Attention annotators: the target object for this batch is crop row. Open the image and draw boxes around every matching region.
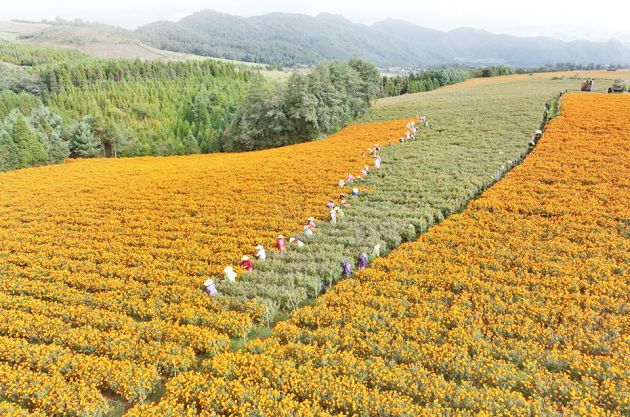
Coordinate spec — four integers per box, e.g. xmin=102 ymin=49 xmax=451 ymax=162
xmin=127 ymin=94 xmax=629 ymax=416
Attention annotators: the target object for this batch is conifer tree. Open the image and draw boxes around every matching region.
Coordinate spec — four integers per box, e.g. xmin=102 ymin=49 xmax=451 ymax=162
xmin=69 ymin=117 xmax=100 ymax=158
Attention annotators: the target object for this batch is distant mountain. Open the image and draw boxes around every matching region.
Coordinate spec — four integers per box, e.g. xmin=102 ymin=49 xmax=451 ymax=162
xmin=136 ymin=10 xmax=630 ymax=68
xmin=373 ymin=19 xmax=630 ymax=67
xmin=136 ymin=10 xmax=440 ymax=67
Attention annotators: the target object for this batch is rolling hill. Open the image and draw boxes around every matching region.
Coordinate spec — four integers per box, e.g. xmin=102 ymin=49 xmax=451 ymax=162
xmin=137 ymin=10 xmax=630 ymax=68
xmin=2 ymin=10 xmax=629 ymax=68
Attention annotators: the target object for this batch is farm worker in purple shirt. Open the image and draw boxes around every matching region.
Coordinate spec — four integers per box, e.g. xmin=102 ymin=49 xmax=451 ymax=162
xmin=342 ymin=261 xmax=352 ymax=278
xmin=358 ymin=252 xmax=368 ymax=270
xmin=204 ymin=279 xmax=218 ymax=297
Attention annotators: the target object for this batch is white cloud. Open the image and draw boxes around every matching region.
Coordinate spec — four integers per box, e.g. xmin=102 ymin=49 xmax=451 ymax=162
xmin=1 ymin=0 xmax=629 ymax=41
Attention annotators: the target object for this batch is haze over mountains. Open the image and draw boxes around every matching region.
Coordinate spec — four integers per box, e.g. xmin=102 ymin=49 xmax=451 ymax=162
xmin=4 ymin=9 xmax=629 ymax=68
xmin=136 ymin=10 xmax=630 ymax=68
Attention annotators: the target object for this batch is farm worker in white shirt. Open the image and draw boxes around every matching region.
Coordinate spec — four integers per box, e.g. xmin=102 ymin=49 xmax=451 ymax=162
xmin=223 ymin=266 xmax=237 ymax=283
xmin=254 ymin=244 xmax=266 ymax=261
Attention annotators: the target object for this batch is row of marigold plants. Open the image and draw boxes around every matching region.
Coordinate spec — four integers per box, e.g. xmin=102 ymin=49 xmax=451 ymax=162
xmin=0 ymin=119 xmax=409 ymax=414
xmin=125 ymin=94 xmax=629 ymax=416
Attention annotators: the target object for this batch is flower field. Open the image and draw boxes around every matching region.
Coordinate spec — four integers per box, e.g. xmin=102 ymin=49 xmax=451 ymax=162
xmin=127 ymin=93 xmax=629 ymax=416
xmin=0 ymin=119 xmax=408 ymax=415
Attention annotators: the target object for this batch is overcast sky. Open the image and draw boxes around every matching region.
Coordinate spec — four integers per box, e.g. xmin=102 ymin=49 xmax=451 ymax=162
xmin=2 ymin=0 xmax=630 ymax=42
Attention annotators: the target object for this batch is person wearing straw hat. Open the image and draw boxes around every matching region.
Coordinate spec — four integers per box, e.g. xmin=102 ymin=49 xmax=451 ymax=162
xmin=352 ymin=187 xmax=359 ymax=197
xmin=276 ymin=235 xmax=287 ymax=251
xmin=330 ymin=208 xmax=337 ymax=223
xmin=223 ymin=266 xmax=237 ymax=282
xmin=254 ymin=244 xmax=266 ymax=261
xmin=289 ymin=237 xmax=305 ymax=248
xmin=339 ymin=193 xmax=349 ymax=207
xmin=240 ymin=255 xmax=254 ymax=271
xmin=204 ymin=279 xmax=218 ymax=297
xmin=306 ymin=217 xmax=317 ymax=229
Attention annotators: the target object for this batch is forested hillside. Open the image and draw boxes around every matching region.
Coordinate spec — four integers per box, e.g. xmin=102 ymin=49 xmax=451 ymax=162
xmin=0 ymin=42 xmax=259 ymax=170
xmin=136 ymin=10 xmax=630 ymax=67
xmin=0 ymin=41 xmax=387 ymax=171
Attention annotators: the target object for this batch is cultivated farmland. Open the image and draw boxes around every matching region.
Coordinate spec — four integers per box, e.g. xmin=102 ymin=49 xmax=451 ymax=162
xmin=0 ymin=72 xmax=627 ymax=415
xmin=128 ymin=93 xmax=630 ymax=417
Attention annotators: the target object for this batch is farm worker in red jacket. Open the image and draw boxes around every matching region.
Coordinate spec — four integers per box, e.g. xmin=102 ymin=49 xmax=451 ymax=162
xmin=240 ymin=255 xmax=254 ymax=271
xmin=276 ymin=235 xmax=287 ymax=251
xmin=204 ymin=279 xmax=218 ymax=297
xmin=289 ymin=237 xmax=305 ymax=248
xmin=223 ymin=266 xmax=237 ymax=283
xmin=359 ymin=252 xmax=368 ymax=270
xmin=254 ymin=244 xmax=266 ymax=261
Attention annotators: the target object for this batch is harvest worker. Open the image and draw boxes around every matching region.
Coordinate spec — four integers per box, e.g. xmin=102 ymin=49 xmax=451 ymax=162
xmin=223 ymin=266 xmax=237 ymax=283
xmin=330 ymin=209 xmax=337 ymax=223
xmin=304 ymin=225 xmax=314 ymax=236
xmin=306 ymin=217 xmax=317 ymax=229
xmin=254 ymin=244 xmax=266 ymax=261
xmin=374 ymin=143 xmax=381 ymax=152
xmin=326 ymin=199 xmax=335 ymax=210
xmin=358 ymin=252 xmax=368 ymax=270
xmin=240 ymin=256 xmax=254 ymax=272
xmin=339 ymin=193 xmax=349 ymax=207
xmin=204 ymin=279 xmax=218 ymax=297
xmin=372 ymin=243 xmax=381 ymax=258
xmin=348 ymin=174 xmax=355 ymax=184
xmin=338 ymin=179 xmax=346 ymax=187
xmin=374 ymin=156 xmax=381 ymax=169
xmin=352 ymin=187 xmax=359 ymax=197
xmin=276 ymin=235 xmax=287 ymax=251
xmin=289 ymin=237 xmax=305 ymax=248
xmin=342 ymin=261 xmax=352 ymax=278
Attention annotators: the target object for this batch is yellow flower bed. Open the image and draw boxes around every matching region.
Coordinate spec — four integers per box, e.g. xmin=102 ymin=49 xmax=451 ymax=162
xmin=0 ymin=119 xmax=408 ymax=414
xmin=128 ymin=93 xmax=629 ymax=416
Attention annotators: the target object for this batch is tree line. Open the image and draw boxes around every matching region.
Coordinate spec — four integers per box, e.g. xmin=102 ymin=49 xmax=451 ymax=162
xmin=223 ymin=58 xmax=381 ymax=151
xmin=382 ymin=66 xmax=517 ymax=97
xmin=0 ymin=43 xmax=260 ymax=171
